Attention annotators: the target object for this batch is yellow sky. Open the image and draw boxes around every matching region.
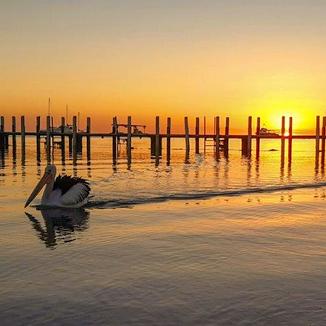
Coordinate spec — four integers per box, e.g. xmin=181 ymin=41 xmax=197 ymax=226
xmin=1 ymin=1 xmax=326 ymax=133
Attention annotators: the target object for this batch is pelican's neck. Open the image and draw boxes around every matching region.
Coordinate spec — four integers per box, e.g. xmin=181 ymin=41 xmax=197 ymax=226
xmin=42 ymin=175 xmax=55 ymax=203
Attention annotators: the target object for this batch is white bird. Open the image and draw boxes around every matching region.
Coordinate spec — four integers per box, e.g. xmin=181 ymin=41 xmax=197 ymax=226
xmin=25 ymin=164 xmax=91 ymax=208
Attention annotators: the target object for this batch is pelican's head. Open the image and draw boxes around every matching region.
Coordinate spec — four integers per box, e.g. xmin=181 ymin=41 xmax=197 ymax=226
xmin=24 ymin=164 xmax=57 ymax=208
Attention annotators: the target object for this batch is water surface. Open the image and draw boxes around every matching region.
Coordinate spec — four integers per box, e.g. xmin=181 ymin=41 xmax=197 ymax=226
xmin=0 ymin=138 xmax=325 ymax=325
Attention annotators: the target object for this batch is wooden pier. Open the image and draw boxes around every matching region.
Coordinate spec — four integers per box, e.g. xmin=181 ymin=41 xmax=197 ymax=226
xmin=1 ymin=115 xmax=326 ymax=167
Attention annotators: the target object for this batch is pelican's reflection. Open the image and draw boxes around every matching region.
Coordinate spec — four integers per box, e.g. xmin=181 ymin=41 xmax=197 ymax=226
xmin=25 ymin=208 xmax=89 ymax=249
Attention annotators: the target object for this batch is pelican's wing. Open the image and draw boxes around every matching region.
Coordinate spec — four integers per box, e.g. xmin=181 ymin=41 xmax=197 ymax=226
xmin=54 ymin=175 xmax=90 ymax=206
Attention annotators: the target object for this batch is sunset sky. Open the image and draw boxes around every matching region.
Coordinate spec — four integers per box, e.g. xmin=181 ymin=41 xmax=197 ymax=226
xmin=1 ymin=0 xmax=326 ymax=132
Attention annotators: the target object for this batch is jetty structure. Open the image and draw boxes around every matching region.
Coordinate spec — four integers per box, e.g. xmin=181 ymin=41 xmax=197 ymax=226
xmin=0 ymin=115 xmax=326 ymax=167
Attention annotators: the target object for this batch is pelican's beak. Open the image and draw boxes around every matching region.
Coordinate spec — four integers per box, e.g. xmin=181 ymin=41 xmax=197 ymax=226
xmin=24 ymin=173 xmax=51 ymax=208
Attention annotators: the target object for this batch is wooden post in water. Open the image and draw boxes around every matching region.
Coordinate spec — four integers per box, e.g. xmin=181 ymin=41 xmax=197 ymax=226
xmin=76 ymin=136 xmax=83 ymax=153
xmin=247 ymin=116 xmax=252 ymax=157
xmin=0 ymin=122 xmax=4 ymax=151
xmin=155 ymin=116 xmax=160 ymax=159
xmin=166 ymin=117 xmax=171 ymax=162
xmin=68 ymin=135 xmax=72 ymax=154
xmin=60 ymin=117 xmax=65 ymax=160
xmin=72 ymin=115 xmax=77 ymax=163
xmin=195 ymin=117 xmax=200 ymax=154
xmin=46 ymin=115 xmax=51 ymax=162
xmin=127 ymin=116 xmax=132 ymax=165
xmin=203 ymin=116 xmax=207 ymax=154
xmin=112 ymin=116 xmax=117 ymax=163
xmin=0 ymin=116 xmax=4 ymax=150
xmin=0 ymin=117 xmax=4 ymax=167
xmin=215 ymin=116 xmax=220 ymax=157
xmin=21 ymin=116 xmax=26 ymax=161
xmin=184 ymin=117 xmax=190 ymax=159
xmin=12 ymin=116 xmax=16 ymax=152
xmin=5 ymin=127 xmax=8 ymax=149
xmin=36 ymin=116 xmax=41 ymax=161
xmin=288 ymin=117 xmax=293 ymax=164
xmin=150 ymin=136 xmax=155 ymax=157
xmin=321 ymin=116 xmax=326 ymax=167
xmin=281 ymin=116 xmax=285 ymax=164
xmin=315 ymin=115 xmax=320 ymax=168
xmin=1 ymin=116 xmax=7 ymax=149
xmin=256 ymin=117 xmax=261 ymax=158
xmin=241 ymin=137 xmax=247 ymax=156
xmin=1 ymin=117 xmax=8 ymax=149
xmin=224 ymin=117 xmax=230 ymax=156
xmin=86 ymin=117 xmax=91 ymax=160
xmin=1 ymin=116 xmax=5 ymax=150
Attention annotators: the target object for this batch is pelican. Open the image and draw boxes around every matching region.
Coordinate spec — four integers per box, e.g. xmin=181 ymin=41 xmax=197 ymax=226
xmin=25 ymin=165 xmax=91 ymax=208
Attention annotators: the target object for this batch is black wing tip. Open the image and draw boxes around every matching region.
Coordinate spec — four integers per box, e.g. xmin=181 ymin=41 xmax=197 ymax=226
xmin=54 ymin=175 xmax=91 ymax=195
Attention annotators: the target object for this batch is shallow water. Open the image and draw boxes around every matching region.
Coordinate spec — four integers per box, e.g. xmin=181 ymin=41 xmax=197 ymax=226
xmin=0 ymin=138 xmax=325 ymax=325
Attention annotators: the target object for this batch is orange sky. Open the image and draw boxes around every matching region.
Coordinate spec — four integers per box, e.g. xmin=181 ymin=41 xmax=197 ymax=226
xmin=1 ymin=1 xmax=326 ymax=133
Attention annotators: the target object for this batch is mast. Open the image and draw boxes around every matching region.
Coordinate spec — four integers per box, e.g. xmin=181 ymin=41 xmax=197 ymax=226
xmin=48 ymin=97 xmax=51 ymax=116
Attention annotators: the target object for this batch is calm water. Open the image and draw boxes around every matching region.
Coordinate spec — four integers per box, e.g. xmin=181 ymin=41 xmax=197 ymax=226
xmin=0 ymin=137 xmax=325 ymax=325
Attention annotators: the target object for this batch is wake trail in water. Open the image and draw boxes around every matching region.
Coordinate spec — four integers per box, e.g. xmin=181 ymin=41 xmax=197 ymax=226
xmin=86 ymin=181 xmax=326 ymax=209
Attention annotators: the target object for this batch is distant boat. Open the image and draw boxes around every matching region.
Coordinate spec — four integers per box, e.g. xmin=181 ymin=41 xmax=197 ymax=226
xmin=52 ymin=124 xmax=73 ymax=134
xmin=258 ymin=128 xmax=279 ymax=137
xmin=41 ymin=124 xmax=73 ymax=134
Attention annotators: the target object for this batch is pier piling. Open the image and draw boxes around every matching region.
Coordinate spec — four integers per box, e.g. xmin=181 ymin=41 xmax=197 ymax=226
xmin=0 ymin=116 xmax=8 ymax=150
xmin=167 ymin=117 xmax=171 ymax=162
xmin=46 ymin=115 xmax=51 ymax=162
xmin=12 ymin=116 xmax=16 ymax=145
xmin=155 ymin=116 xmax=161 ymax=160
xmin=247 ymin=116 xmax=252 ymax=157
xmin=215 ymin=116 xmax=220 ymax=158
xmin=195 ymin=117 xmax=200 ymax=154
xmin=224 ymin=117 xmax=230 ymax=157
xmin=203 ymin=116 xmax=207 ymax=154
xmin=0 ymin=116 xmax=4 ymax=150
xmin=36 ymin=116 xmax=41 ymax=161
xmin=288 ymin=117 xmax=293 ymax=164
xmin=127 ymin=116 xmax=132 ymax=165
xmin=21 ymin=116 xmax=26 ymax=162
xmin=1 ymin=117 xmax=8 ymax=149
xmin=184 ymin=117 xmax=190 ymax=159
xmin=68 ymin=135 xmax=72 ymax=154
xmin=112 ymin=116 xmax=117 ymax=164
xmin=86 ymin=117 xmax=91 ymax=160
xmin=12 ymin=116 xmax=16 ymax=156
xmin=321 ymin=116 xmax=326 ymax=167
xmin=281 ymin=116 xmax=285 ymax=165
xmin=241 ymin=137 xmax=247 ymax=156
xmin=256 ymin=117 xmax=260 ymax=158
xmin=61 ymin=117 xmax=66 ymax=161
xmin=72 ymin=115 xmax=77 ymax=163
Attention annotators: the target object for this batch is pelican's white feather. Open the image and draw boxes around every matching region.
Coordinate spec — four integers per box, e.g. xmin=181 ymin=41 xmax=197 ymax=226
xmin=60 ymin=183 xmax=90 ymax=207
